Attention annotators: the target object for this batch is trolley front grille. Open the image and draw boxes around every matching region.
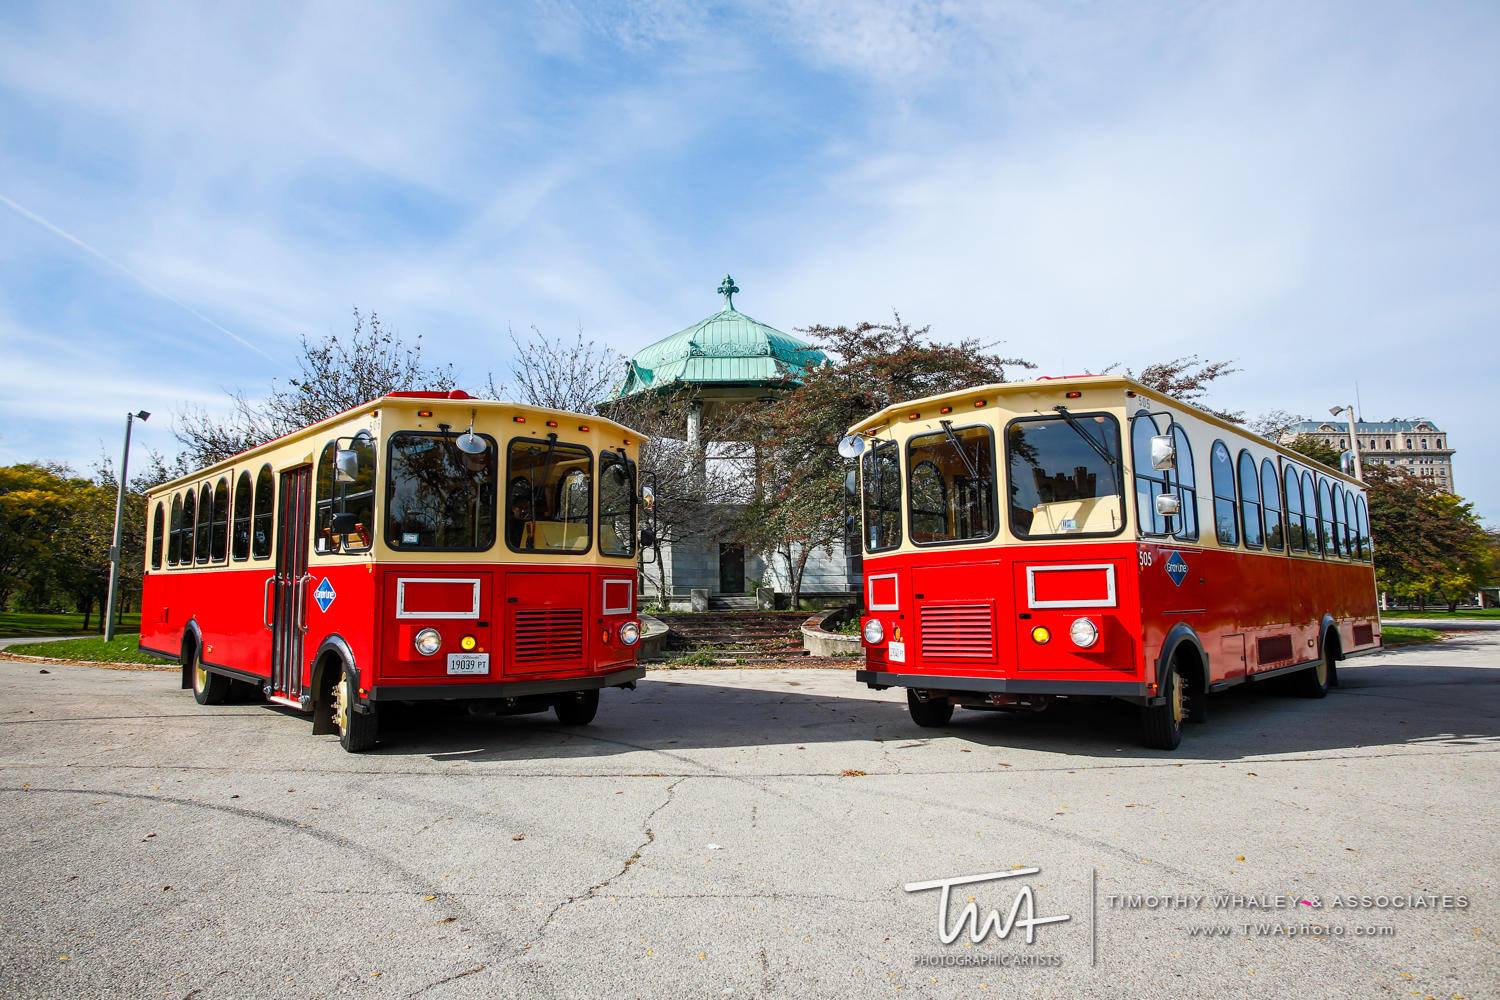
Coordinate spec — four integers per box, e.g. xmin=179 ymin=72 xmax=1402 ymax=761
xmin=513 ymin=608 xmax=585 ymax=663
xmin=919 ymin=603 xmax=995 ymax=660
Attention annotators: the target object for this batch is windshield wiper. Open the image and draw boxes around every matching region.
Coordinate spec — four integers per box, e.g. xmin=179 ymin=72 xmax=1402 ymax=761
xmin=1052 ymin=405 xmax=1121 ymax=496
xmin=939 ymin=420 xmax=980 ymax=480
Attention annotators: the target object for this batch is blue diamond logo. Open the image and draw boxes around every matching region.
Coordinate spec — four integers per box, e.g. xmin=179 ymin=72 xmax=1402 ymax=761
xmin=313 ymin=577 xmax=337 ymax=612
xmin=1163 ymin=550 xmax=1189 ymax=588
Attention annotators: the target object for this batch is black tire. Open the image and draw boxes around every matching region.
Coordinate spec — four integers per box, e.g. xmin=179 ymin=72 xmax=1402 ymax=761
xmin=189 ymin=647 xmax=231 ymax=706
xmin=333 ymin=668 xmax=379 ymax=752
xmin=907 ymin=690 xmax=954 ymax=728
xmin=554 ymin=689 xmax=600 ymax=726
xmin=1141 ymin=660 xmax=1184 ymax=750
xmin=1292 ymin=642 xmax=1333 ymax=699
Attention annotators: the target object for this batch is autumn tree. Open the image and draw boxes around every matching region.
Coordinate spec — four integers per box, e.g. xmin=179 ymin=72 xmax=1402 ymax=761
xmin=741 ymin=316 xmax=1033 ymax=606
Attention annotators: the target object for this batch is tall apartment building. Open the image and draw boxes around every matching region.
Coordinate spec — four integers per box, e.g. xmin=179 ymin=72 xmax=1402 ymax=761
xmin=1284 ymin=417 xmax=1456 ymax=492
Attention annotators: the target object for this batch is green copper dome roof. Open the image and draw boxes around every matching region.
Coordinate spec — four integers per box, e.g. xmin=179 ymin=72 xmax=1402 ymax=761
xmin=609 ymin=275 xmax=826 ymax=399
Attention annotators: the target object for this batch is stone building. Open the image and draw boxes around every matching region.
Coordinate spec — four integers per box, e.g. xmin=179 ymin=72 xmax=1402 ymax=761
xmin=1285 ymin=417 xmax=1456 ymax=492
xmin=607 ymin=276 xmax=855 ymax=607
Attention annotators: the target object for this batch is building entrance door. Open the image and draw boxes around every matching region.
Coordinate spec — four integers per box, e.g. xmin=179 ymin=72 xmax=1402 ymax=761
xmin=718 ymin=543 xmax=745 ymax=594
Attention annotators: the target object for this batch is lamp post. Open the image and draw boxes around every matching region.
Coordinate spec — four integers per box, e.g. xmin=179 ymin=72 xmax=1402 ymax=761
xmin=104 ymin=410 xmax=150 ymax=642
xmin=1329 ymin=404 xmax=1363 ymax=480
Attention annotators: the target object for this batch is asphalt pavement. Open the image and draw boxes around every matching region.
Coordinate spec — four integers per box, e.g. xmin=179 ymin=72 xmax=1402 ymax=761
xmin=1 ymin=634 xmax=1496 ymax=999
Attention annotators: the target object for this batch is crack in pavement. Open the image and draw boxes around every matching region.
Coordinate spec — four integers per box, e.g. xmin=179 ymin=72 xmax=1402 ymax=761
xmin=403 ymin=962 xmax=487 ymax=999
xmin=533 ymin=776 xmax=686 ymax=940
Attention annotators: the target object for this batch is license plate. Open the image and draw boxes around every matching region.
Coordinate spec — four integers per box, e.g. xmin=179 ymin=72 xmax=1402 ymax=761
xmin=446 ymin=653 xmax=490 ymax=675
xmin=887 ymin=640 xmax=906 ymax=663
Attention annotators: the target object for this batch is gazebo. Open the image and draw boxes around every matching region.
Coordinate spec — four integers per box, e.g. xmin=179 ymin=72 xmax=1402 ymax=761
xmin=604 ymin=276 xmax=844 ymax=605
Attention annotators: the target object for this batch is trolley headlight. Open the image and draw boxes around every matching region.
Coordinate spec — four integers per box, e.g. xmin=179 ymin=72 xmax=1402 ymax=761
xmin=862 ymin=618 xmax=885 ymax=645
xmin=413 ymin=628 xmax=442 ymax=656
xmin=618 ymin=621 xmax=641 ymax=646
xmin=1069 ymin=617 xmax=1099 ymax=648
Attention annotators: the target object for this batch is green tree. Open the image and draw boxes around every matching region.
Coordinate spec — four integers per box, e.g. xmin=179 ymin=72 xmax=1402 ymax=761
xmin=1366 ymin=465 xmax=1489 ymax=609
xmin=1284 ymin=434 xmax=1343 ymax=470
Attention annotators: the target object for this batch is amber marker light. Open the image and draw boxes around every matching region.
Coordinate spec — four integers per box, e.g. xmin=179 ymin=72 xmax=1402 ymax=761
xmin=1031 ymin=626 xmax=1051 ymax=644
xmin=417 ymin=409 xmax=433 ymax=418
xmin=939 ymin=406 xmax=953 ymax=414
xmin=513 ymin=415 xmax=526 ymax=423
xmin=578 ymin=425 xmax=591 ymax=432
xmin=460 ymin=635 xmax=477 ymax=651
xmin=1065 ymin=390 xmax=1083 ymax=399
xmin=546 ymin=420 xmax=559 ymax=428
xmin=973 ymin=399 xmax=987 ymax=407
xmin=907 ymin=411 xmax=920 ymax=420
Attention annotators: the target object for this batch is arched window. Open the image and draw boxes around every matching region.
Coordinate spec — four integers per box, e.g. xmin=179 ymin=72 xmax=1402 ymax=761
xmin=1317 ymin=478 xmax=1336 ymax=557
xmin=195 ymin=484 xmax=213 ymax=563
xmin=315 ymin=434 xmax=376 ymax=553
xmin=253 ymin=465 xmax=274 ymax=559
xmin=210 ymin=477 xmax=229 ymax=562
xmin=1283 ymin=464 xmax=1304 ymax=551
xmin=183 ymin=488 xmax=198 ymax=565
xmin=910 ymin=459 xmax=950 ymax=540
xmin=168 ymin=494 xmax=183 ymax=565
xmin=1303 ymin=471 xmax=1320 ymax=556
xmin=1210 ymin=441 xmax=1238 ymax=546
xmin=1237 ymin=450 xmax=1262 ymax=549
xmin=1132 ymin=414 xmax=1169 ymax=536
xmin=232 ymin=471 xmax=252 ymax=561
xmin=151 ymin=502 xmax=165 ymax=569
xmin=1172 ymin=424 xmax=1198 ymax=541
xmin=1260 ymin=459 xmax=1283 ymax=551
xmin=599 ymin=451 xmax=636 ymax=558
xmin=1356 ymin=495 xmax=1371 ymax=560
xmin=1331 ymin=484 xmax=1346 ymax=558
xmin=1343 ymin=490 xmax=1357 ymax=558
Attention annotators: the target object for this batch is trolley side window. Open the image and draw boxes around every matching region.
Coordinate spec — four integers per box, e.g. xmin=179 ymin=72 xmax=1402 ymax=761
xmin=150 ymin=502 xmax=164 ymax=569
xmin=906 ymin=424 xmax=996 ymax=545
xmin=860 ymin=439 xmax=902 ymax=552
xmin=232 ymin=471 xmax=252 ymax=561
xmin=169 ymin=493 xmax=185 ymax=565
xmin=1006 ymin=413 xmax=1124 ymax=538
xmin=1260 ymin=459 xmax=1284 ymax=551
xmin=1283 ymin=463 xmax=1306 ymax=551
xmin=385 ymin=431 xmax=498 ymax=551
xmin=599 ymin=450 xmax=636 ymax=558
xmin=505 ymin=437 xmax=593 ymax=553
xmin=252 ymin=465 xmax=274 ymax=560
xmin=195 ymin=483 xmax=212 ymax=563
xmin=1210 ymin=441 xmax=1238 ymax=546
xmin=315 ymin=435 xmax=376 ymax=553
xmin=1237 ymin=450 xmax=1262 ymax=549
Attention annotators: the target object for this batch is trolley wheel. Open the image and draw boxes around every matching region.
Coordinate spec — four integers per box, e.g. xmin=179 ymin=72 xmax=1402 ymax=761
xmin=554 ymin=689 xmax=599 ymax=726
xmin=906 ymin=690 xmax=954 ymax=728
xmin=1292 ymin=645 xmax=1333 ymax=699
xmin=190 ymin=648 xmax=231 ymax=706
xmin=1140 ymin=661 xmax=1184 ymax=750
xmin=332 ymin=668 xmax=378 ymax=752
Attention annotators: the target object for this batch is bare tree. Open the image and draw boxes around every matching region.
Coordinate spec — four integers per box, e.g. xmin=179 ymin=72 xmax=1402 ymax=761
xmin=486 ymin=324 xmax=622 ymax=413
xmin=1106 ymin=355 xmax=1243 ymax=423
xmin=173 ymin=309 xmax=456 ymax=468
xmin=1247 ymin=409 xmax=1307 ymax=441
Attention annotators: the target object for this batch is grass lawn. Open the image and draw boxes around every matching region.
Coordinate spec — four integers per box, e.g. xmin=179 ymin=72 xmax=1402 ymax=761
xmin=6 ymin=633 xmax=162 ymax=665
xmin=1381 ymin=625 xmax=1443 ymax=648
xmin=0 ymin=610 xmax=142 ymax=639
xmin=1382 ymin=608 xmax=1500 ymax=620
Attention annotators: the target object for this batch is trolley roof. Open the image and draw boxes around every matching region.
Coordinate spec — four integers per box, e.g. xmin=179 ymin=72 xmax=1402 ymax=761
xmin=846 ymin=374 xmax=1364 ymax=488
xmin=150 ymin=391 xmax=646 ymax=495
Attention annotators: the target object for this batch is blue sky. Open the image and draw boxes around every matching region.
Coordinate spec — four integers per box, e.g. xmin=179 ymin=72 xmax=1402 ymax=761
xmin=1 ymin=1 xmax=1497 ymax=520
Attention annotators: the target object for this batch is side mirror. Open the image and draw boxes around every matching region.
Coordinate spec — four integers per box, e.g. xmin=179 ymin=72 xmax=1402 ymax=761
xmin=1155 ymin=494 xmax=1182 ymax=517
xmin=641 ymin=485 xmax=656 ymax=512
xmin=334 ymin=448 xmax=360 ymax=483
xmin=331 ymin=511 xmax=359 ymax=535
xmin=639 ymin=526 xmax=657 ymax=548
xmin=1150 ymin=435 xmax=1176 ymax=471
xmin=844 ymin=469 xmax=857 ymax=496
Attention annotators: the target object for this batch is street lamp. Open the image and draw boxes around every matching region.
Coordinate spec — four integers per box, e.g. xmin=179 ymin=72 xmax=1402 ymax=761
xmin=104 ymin=410 xmax=150 ymax=642
xmin=1329 ymin=404 xmax=1363 ymax=481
